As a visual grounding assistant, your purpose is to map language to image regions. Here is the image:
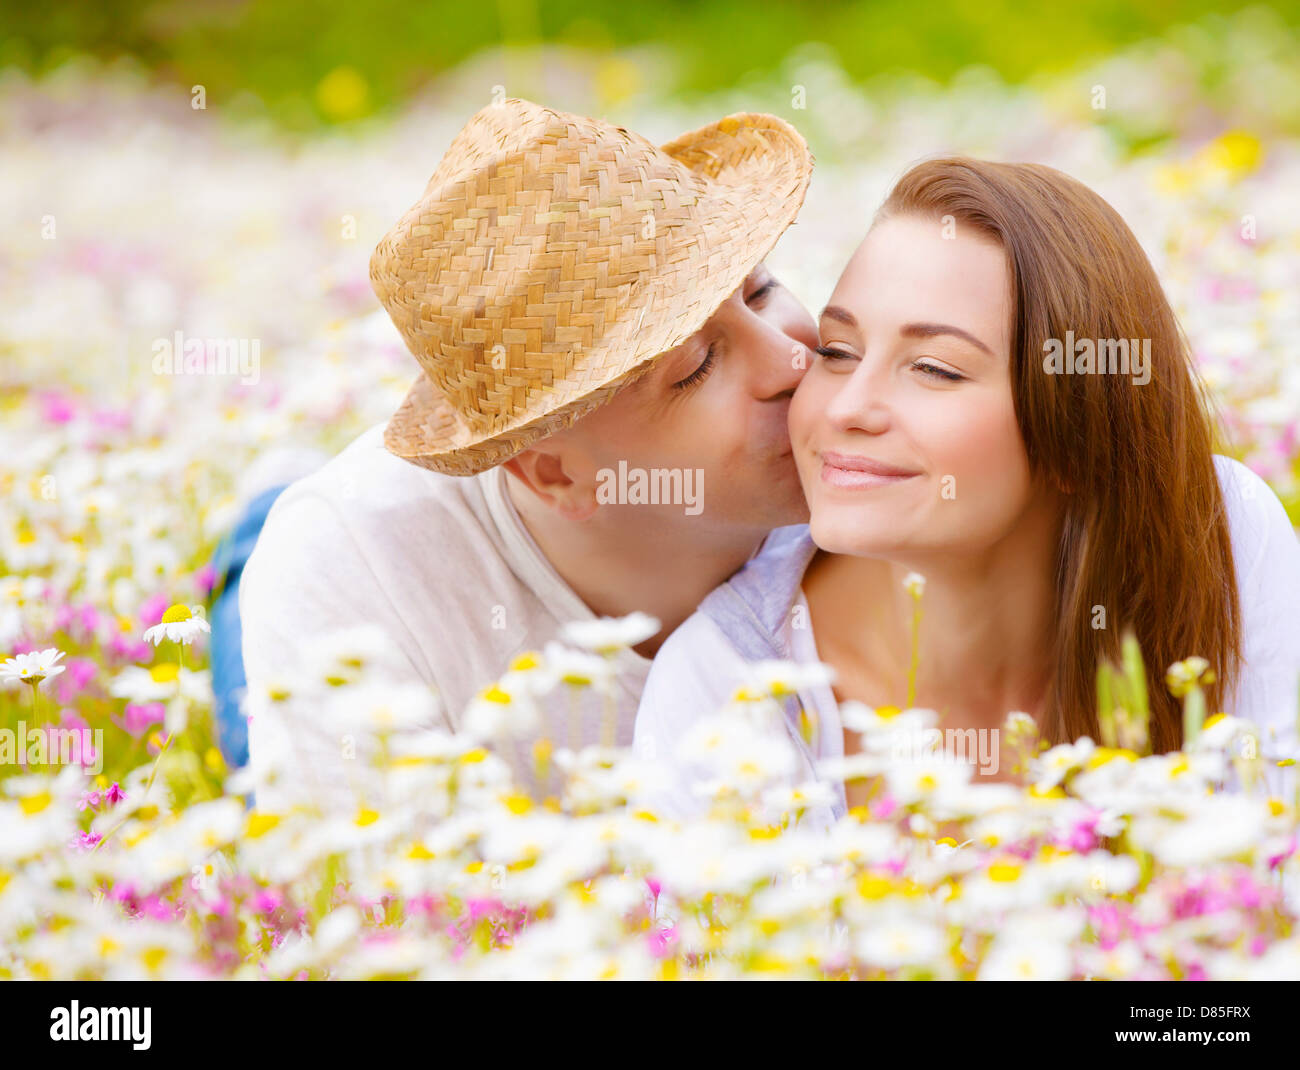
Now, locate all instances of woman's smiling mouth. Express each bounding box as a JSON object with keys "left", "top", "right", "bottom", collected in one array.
[{"left": 819, "top": 449, "right": 921, "bottom": 489}]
